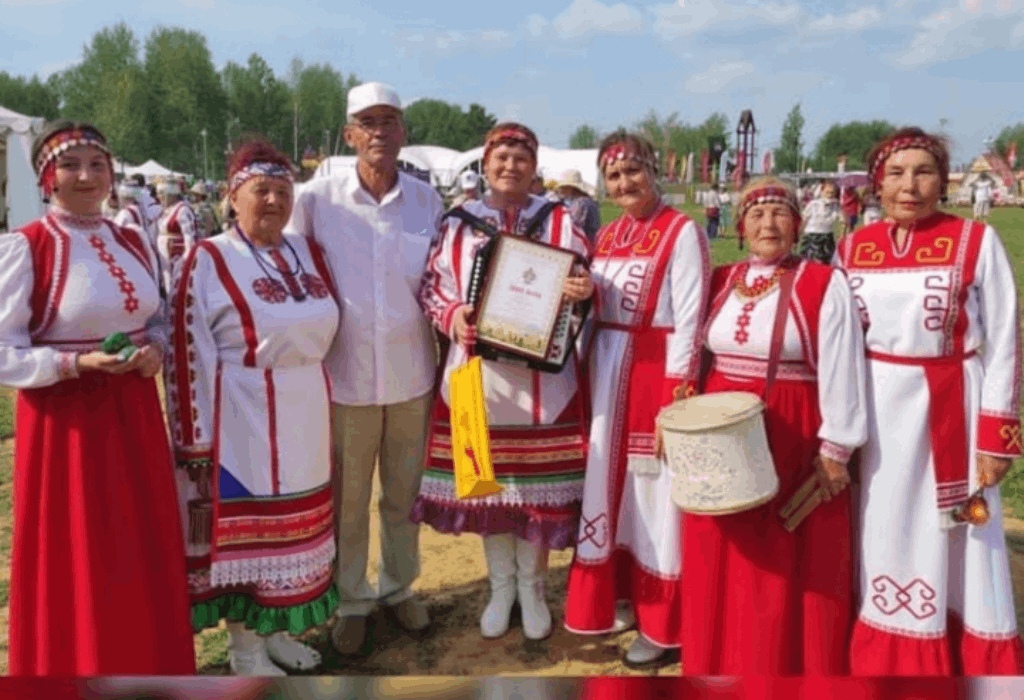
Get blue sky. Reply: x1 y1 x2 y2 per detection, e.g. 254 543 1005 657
2 0 1023 165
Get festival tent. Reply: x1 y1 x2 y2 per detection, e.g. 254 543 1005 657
0 104 45 231
120 159 188 180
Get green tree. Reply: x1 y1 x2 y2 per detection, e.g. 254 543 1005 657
288 59 356 160
144 26 228 177
0 73 60 119
569 124 599 149
809 120 896 171
221 53 292 152
632 111 729 175
404 99 497 150
995 123 1024 165
776 103 804 173
58 23 141 121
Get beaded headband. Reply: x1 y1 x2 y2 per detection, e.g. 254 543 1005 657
868 135 946 194
598 142 657 175
229 161 294 195
34 127 111 177
483 126 538 164
736 185 801 236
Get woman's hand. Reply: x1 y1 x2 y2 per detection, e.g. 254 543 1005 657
977 453 1014 489
451 305 476 348
76 344 163 377
562 274 594 303
815 454 851 502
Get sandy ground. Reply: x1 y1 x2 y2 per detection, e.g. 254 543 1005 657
0 428 1023 677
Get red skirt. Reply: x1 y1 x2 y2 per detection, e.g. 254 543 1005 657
9 372 195 676
580 678 966 700
679 368 853 675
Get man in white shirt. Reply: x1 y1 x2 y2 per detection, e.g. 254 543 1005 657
973 176 993 220
286 82 443 655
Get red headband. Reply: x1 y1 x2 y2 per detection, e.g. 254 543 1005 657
483 126 538 164
736 185 802 236
599 142 657 175
35 127 114 199
868 135 946 194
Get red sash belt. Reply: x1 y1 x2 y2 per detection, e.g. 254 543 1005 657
867 349 976 513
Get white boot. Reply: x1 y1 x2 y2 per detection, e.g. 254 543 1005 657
480 534 518 638
265 630 322 671
227 621 287 676
624 632 671 667
515 537 552 640
613 600 636 633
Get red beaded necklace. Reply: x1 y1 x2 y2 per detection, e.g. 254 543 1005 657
733 262 787 300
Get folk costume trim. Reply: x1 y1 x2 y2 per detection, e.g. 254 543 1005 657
86 233 139 315
199 241 259 367
868 134 948 195
483 125 538 164
35 127 113 198
735 185 802 236
228 161 294 195
27 216 71 340
598 143 657 176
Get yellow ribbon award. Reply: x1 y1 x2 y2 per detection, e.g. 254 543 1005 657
449 357 503 499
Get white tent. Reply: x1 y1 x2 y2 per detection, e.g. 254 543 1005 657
0 105 45 232
119 159 188 180
310 145 601 194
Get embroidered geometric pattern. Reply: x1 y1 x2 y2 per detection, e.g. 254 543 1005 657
870 575 938 620
87 234 138 314
300 273 330 299
252 277 289 304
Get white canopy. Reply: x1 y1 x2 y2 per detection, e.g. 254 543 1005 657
118 159 188 180
311 145 601 193
0 104 45 231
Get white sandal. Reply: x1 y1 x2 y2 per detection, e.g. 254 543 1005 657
264 630 322 671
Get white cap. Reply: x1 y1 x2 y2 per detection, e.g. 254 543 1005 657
347 82 402 118
460 170 480 191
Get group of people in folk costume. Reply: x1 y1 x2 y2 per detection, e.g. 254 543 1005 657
1 79 1022 691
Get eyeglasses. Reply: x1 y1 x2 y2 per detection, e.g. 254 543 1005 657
351 116 402 133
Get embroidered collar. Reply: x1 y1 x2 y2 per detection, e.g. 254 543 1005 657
49 206 104 229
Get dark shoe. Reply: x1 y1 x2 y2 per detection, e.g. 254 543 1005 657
388 597 430 632
331 615 367 655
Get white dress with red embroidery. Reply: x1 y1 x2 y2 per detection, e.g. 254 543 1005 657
0 208 195 675
562 205 709 648
157 200 197 293
837 212 1024 675
412 195 591 548
166 226 342 632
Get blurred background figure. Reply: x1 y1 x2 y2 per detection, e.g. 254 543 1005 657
451 169 480 208
190 180 219 239
552 169 600 242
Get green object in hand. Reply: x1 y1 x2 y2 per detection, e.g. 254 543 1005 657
101 332 137 361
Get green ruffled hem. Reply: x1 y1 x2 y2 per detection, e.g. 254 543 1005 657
191 583 339 636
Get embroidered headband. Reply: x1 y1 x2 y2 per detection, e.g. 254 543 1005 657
736 184 802 236
229 161 294 195
483 126 538 164
598 142 657 176
868 135 947 194
35 127 113 198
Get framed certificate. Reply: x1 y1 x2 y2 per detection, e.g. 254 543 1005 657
467 234 589 373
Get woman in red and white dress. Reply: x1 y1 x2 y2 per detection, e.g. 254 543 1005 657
157 179 197 294
839 128 1024 675
167 139 340 675
678 176 868 675
562 131 709 667
414 123 593 642
0 120 195 675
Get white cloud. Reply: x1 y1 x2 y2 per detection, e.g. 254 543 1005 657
552 0 644 38
685 60 756 93
808 6 883 32
525 14 549 38
894 1 1024 68
179 0 215 9
652 0 801 37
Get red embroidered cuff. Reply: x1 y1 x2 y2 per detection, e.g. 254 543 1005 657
819 440 853 465
175 445 214 468
57 352 79 380
978 412 1023 456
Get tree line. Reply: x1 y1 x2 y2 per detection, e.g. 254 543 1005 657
0 23 499 180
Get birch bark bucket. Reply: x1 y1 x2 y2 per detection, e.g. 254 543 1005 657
657 391 779 514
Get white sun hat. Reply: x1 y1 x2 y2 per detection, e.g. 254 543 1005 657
552 169 594 197
347 82 403 118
